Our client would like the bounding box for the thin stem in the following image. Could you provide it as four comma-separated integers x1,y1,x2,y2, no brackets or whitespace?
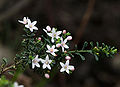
69,50,92,53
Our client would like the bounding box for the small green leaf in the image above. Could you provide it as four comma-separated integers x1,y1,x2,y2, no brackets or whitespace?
76,53,85,60
8,71,14,76
82,41,88,50
94,54,99,61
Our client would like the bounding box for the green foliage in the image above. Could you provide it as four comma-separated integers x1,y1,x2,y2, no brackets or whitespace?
0,76,13,87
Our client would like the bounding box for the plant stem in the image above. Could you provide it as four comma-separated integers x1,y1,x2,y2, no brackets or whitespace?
69,50,92,53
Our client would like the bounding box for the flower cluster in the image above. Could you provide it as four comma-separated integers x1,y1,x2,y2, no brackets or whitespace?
18,17,75,78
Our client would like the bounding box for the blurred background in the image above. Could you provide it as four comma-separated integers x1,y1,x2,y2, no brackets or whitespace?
0,0,120,87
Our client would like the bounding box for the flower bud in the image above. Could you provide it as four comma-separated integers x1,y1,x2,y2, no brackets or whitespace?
71,67,75,71
56,44,61,48
67,36,72,40
63,30,66,34
38,37,41,41
45,73,50,79
64,50,67,53
46,26,51,32
65,56,71,60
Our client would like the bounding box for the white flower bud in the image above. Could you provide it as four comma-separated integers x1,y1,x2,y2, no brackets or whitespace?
38,37,41,40
45,73,50,79
65,56,71,60
46,26,51,32
56,44,61,48
71,67,75,71
67,36,72,40
63,30,66,34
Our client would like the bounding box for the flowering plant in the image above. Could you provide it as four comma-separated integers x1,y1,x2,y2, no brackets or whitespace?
0,17,117,87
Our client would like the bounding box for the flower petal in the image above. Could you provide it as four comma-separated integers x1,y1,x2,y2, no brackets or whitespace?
43,64,47,69
66,60,69,65
33,26,38,30
36,63,40,68
68,66,74,70
60,62,64,67
47,65,51,70
64,45,69,49
32,21,37,26
66,69,69,74
57,31,62,35
60,68,65,72
47,45,50,49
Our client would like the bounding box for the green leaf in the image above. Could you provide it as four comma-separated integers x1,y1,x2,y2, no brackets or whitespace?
8,71,14,76
2,58,7,65
82,41,88,50
94,54,99,61
76,53,85,60
90,42,94,48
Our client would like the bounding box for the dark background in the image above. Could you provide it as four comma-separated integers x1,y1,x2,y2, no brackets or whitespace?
0,0,120,87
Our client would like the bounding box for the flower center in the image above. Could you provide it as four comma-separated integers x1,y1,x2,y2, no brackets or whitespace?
45,61,49,65
33,59,38,63
50,48,53,53
29,24,33,28
61,42,65,46
64,65,68,69
53,33,56,37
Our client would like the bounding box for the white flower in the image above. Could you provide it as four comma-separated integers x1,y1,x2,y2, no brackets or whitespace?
32,55,41,69
18,17,28,25
14,82,24,87
60,60,74,74
40,55,52,70
25,19,38,32
60,37,69,52
46,45,58,56
47,28,62,43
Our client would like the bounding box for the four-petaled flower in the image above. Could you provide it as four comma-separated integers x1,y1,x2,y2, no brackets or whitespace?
60,60,74,74
60,37,69,52
14,82,24,87
18,17,28,25
32,55,41,69
47,28,62,43
40,55,52,70
46,45,58,56
25,19,38,32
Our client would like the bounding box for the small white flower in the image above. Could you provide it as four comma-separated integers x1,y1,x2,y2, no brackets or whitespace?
18,17,28,25
40,55,52,70
32,55,41,69
60,37,69,52
14,82,24,87
46,45,58,56
25,19,38,32
60,60,74,74
47,28,62,43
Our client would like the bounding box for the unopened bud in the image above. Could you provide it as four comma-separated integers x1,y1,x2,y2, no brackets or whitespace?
45,73,50,79
67,36,72,40
46,26,51,32
38,37,41,41
65,56,71,60
63,30,66,34
56,44,61,48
